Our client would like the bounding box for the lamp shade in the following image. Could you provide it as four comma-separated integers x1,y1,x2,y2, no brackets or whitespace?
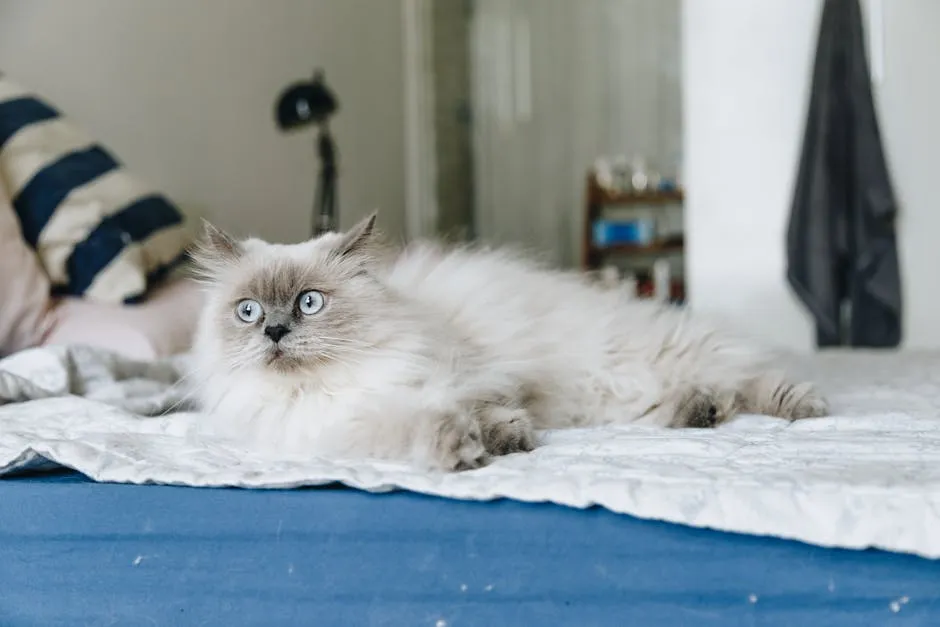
275,70,338,131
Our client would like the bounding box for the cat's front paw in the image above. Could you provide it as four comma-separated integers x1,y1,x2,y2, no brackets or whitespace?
479,407,537,455
425,413,489,472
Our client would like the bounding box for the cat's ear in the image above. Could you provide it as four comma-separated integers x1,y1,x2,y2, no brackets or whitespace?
190,220,243,280
201,220,241,259
336,211,378,257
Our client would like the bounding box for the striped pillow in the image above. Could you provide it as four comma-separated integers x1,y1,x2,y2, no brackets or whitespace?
0,76,192,304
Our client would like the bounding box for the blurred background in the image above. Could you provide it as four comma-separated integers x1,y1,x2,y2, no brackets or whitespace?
0,0,933,351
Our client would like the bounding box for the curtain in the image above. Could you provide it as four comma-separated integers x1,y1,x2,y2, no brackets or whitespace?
469,0,680,266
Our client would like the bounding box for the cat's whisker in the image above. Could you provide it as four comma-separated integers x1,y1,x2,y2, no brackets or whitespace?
318,340,372,348
292,338,373,350
160,378,210,415
313,335,370,343
287,340,373,355
155,360,219,416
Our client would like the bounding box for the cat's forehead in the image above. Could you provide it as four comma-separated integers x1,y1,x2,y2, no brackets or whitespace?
242,235,336,259
232,239,346,303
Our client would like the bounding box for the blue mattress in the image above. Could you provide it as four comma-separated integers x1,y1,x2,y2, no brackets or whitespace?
1,471,938,627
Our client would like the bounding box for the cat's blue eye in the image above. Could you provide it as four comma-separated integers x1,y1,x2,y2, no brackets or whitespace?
298,290,325,315
236,299,263,323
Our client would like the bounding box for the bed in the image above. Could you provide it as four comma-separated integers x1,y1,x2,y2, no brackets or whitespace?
2,471,938,627
1,346,940,626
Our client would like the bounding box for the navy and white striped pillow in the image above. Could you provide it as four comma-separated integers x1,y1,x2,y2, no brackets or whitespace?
0,76,192,304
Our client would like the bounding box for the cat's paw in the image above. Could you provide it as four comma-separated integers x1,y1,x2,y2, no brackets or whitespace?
744,375,829,421
479,407,537,455
782,385,829,420
670,388,735,429
425,413,489,472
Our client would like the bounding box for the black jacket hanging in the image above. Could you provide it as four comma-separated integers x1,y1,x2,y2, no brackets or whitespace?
786,0,902,348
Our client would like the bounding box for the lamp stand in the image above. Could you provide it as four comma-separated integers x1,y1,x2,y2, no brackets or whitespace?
313,124,338,236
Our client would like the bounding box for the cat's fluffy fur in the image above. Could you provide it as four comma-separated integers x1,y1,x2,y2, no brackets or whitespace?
190,213,828,471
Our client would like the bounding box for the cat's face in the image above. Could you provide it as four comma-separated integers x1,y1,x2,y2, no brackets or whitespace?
193,214,385,375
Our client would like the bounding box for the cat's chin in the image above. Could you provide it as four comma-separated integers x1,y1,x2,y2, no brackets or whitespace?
263,348,304,373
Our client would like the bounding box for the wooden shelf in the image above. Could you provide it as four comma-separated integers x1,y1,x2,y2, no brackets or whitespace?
590,239,684,255
636,278,686,302
582,173,687,291
588,180,684,207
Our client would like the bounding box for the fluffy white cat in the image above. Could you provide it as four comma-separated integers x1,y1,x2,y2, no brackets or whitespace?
190,213,827,471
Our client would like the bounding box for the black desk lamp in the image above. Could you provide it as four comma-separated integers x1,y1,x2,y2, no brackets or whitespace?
275,69,339,237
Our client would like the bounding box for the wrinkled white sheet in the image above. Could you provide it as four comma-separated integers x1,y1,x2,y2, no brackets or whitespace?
1,345,939,558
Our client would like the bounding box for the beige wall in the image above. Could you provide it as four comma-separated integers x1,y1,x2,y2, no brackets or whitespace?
0,0,407,243
431,0,474,240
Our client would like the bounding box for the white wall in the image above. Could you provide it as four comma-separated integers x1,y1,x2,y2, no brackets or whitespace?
0,0,407,242
684,0,940,350
877,0,940,350
683,0,820,351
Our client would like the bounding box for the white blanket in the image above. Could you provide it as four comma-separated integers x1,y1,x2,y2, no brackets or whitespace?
1,345,939,558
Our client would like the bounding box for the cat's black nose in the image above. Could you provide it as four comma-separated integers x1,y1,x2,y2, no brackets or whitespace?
264,324,291,343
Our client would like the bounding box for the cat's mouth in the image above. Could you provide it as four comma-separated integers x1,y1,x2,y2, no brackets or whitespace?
264,346,303,371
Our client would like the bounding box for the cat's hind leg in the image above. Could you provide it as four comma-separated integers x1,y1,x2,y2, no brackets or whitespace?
665,373,828,429
737,372,829,420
